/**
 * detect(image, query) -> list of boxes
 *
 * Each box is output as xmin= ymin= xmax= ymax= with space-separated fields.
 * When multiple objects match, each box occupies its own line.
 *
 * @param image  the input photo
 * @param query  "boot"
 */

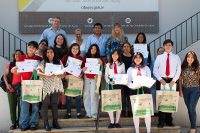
xmin=44 ymin=121 xmax=51 ymax=131
xmin=52 ymin=120 xmax=61 ymax=129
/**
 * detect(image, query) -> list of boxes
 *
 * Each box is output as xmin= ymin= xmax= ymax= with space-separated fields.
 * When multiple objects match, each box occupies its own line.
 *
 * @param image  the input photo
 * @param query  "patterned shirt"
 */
xmin=180 ymin=66 xmax=200 ymax=88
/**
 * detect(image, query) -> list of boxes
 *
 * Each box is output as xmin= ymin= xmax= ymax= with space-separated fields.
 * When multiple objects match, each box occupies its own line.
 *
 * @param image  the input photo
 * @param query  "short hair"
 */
xmin=39 ymin=39 xmax=48 ymax=47
xmin=53 ymin=17 xmax=61 ymax=21
xmin=163 ymin=39 xmax=173 ymax=46
xmin=93 ymin=23 xmax=103 ymax=29
xmin=75 ymin=29 xmax=81 ymax=33
xmin=28 ymin=41 xmax=38 ymax=49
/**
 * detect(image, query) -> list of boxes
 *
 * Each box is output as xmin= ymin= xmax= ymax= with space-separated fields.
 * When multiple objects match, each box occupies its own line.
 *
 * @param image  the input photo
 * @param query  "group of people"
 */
xmin=2 ymin=16 xmax=200 ymax=133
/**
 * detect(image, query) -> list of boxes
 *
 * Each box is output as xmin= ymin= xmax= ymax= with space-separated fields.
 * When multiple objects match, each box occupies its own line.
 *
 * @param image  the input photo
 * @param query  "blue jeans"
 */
xmin=150 ymin=84 xmax=156 ymax=113
xmin=19 ymin=98 xmax=39 ymax=128
xmin=66 ymin=96 xmax=81 ymax=114
xmin=182 ymin=87 xmax=200 ymax=129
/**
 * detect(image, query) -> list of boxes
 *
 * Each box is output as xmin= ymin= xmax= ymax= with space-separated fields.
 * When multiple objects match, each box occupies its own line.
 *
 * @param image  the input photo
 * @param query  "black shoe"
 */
xmin=114 ymin=123 xmax=121 ymax=128
xmin=157 ymin=123 xmax=164 ymax=128
xmin=30 ymin=127 xmax=38 ymax=131
xmin=77 ymin=114 xmax=82 ymax=119
xmin=108 ymin=123 xmax=115 ymax=128
xmin=44 ymin=121 xmax=51 ymax=131
xmin=10 ymin=123 xmax=17 ymax=130
xmin=52 ymin=120 xmax=61 ymax=129
xmin=20 ymin=127 xmax=29 ymax=131
xmin=65 ymin=114 xmax=71 ymax=119
xmin=166 ymin=122 xmax=175 ymax=127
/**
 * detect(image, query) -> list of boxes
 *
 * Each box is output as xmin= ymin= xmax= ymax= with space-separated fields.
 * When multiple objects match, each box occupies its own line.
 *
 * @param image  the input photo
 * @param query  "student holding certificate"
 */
xmin=61 ymin=43 xmax=84 ymax=119
xmin=127 ymin=52 xmax=152 ymax=133
xmin=82 ymin=44 xmax=103 ymax=118
xmin=105 ymin=50 xmax=125 ymax=128
xmin=11 ymin=41 xmax=42 ymax=131
xmin=134 ymin=32 xmax=151 ymax=66
xmin=37 ymin=47 xmax=64 ymax=131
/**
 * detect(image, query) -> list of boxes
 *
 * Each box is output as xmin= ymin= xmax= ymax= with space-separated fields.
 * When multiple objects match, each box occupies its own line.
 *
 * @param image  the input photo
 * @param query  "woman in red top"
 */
xmin=3 ymin=50 xmax=24 ymax=130
xmin=61 ymin=43 xmax=84 ymax=119
xmin=82 ymin=44 xmax=103 ymax=118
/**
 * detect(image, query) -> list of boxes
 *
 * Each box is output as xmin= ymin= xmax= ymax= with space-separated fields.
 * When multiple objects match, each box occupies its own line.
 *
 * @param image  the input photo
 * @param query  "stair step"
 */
xmin=9 ymin=126 xmax=181 ymax=133
xmin=38 ymin=117 xmax=158 ymax=128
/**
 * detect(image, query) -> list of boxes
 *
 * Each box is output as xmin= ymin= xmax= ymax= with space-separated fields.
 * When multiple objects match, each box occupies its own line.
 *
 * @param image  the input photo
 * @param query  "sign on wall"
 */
xmin=18 ymin=0 xmax=159 ymax=34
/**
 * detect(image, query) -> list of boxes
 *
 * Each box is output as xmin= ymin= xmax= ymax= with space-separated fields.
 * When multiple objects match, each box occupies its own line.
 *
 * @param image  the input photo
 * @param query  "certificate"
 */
xmin=85 ymin=58 xmax=100 ymax=74
xmin=113 ymin=74 xmax=128 ymax=85
xmin=133 ymin=44 xmax=149 ymax=58
xmin=16 ymin=60 xmax=39 ymax=73
xmin=66 ymin=56 xmax=82 ymax=68
xmin=160 ymin=83 xmax=176 ymax=91
xmin=63 ymin=65 xmax=82 ymax=77
xmin=44 ymin=63 xmax=63 ymax=75
xmin=129 ymin=76 xmax=156 ymax=89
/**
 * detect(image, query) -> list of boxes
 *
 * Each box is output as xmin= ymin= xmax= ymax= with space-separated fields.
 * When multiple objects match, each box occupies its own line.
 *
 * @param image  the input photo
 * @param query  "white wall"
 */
xmin=0 ymin=0 xmax=200 ymax=44
xmin=0 ymin=57 xmax=11 ymax=132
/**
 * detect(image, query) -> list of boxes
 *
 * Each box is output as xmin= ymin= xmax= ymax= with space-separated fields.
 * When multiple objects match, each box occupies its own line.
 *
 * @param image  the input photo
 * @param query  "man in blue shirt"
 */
xmin=85 ymin=23 xmax=108 ymax=58
xmin=39 ymin=17 xmax=67 ymax=47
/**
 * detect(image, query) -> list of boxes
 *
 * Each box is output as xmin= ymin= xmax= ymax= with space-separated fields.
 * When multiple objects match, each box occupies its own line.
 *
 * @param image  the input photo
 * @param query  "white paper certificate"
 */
xmin=66 ymin=56 xmax=82 ymax=68
xmin=63 ymin=66 xmax=82 ymax=77
xmin=113 ymin=74 xmax=128 ymax=85
xmin=44 ymin=63 xmax=63 ymax=75
xmin=16 ymin=60 xmax=39 ymax=73
xmin=161 ymin=83 xmax=176 ymax=91
xmin=133 ymin=44 xmax=149 ymax=58
xmin=129 ymin=76 xmax=156 ymax=89
xmin=85 ymin=58 xmax=100 ymax=74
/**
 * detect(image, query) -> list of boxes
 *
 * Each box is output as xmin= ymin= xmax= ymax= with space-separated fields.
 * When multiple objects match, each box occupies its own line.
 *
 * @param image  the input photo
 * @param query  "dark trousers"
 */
xmin=156 ymin=78 xmax=174 ymax=125
xmin=8 ymin=91 xmax=20 ymax=124
xmin=182 ymin=87 xmax=200 ymax=129
xmin=121 ymin=86 xmax=131 ymax=112
xmin=41 ymin=93 xmax=59 ymax=121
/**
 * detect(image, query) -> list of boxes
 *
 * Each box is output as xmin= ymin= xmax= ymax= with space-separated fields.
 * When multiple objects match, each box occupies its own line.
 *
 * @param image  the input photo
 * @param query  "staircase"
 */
xmin=9 ymin=109 xmax=181 ymax=133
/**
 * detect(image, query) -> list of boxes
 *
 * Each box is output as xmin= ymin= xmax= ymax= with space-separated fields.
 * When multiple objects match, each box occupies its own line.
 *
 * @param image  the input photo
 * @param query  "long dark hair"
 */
xmin=68 ymin=43 xmax=80 ymax=57
xmin=85 ymin=44 xmax=100 ymax=58
xmin=109 ymin=50 xmax=123 ymax=66
xmin=135 ymin=32 xmax=146 ymax=43
xmin=132 ymin=52 xmax=146 ymax=68
xmin=54 ymin=34 xmax=68 ymax=54
xmin=12 ymin=49 xmax=24 ymax=62
xmin=181 ymin=51 xmax=199 ymax=71
xmin=43 ymin=46 xmax=60 ymax=65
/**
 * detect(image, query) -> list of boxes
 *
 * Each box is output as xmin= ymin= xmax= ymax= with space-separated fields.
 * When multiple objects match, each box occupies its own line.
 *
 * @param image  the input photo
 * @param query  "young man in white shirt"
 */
xmin=153 ymin=39 xmax=181 ymax=128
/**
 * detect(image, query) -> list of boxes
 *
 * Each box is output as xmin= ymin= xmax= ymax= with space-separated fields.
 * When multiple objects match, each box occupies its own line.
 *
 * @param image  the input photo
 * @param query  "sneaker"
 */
xmin=10 ymin=124 xmax=17 ymax=130
xmin=114 ymin=123 xmax=121 ymax=128
xmin=65 ymin=114 xmax=71 ymax=119
xmin=77 ymin=114 xmax=82 ymax=119
xmin=108 ymin=123 xmax=115 ymax=128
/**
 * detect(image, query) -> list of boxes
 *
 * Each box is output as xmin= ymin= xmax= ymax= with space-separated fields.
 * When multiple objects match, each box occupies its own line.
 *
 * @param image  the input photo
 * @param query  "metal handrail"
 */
xmin=0 ymin=27 xmax=27 ymax=60
xmin=148 ymin=11 xmax=200 ymax=59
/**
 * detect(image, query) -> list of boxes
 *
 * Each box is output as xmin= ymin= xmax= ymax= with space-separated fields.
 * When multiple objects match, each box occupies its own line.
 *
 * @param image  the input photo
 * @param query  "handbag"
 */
xmin=0 ymin=75 xmax=7 ymax=92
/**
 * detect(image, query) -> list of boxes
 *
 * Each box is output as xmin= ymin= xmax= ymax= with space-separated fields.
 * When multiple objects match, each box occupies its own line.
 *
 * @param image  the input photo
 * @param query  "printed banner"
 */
xmin=18 ymin=0 xmax=159 ymax=34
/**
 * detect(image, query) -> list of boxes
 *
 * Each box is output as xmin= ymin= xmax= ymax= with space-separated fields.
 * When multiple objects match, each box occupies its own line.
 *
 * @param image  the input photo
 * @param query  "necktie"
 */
xmin=137 ymin=66 xmax=142 ymax=76
xmin=114 ymin=62 xmax=118 ymax=74
xmin=166 ymin=53 xmax=170 ymax=77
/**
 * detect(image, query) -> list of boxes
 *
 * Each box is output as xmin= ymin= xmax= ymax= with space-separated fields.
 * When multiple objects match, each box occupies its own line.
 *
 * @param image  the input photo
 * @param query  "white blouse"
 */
xmin=127 ymin=65 xmax=151 ymax=88
xmin=105 ymin=62 xmax=125 ymax=84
